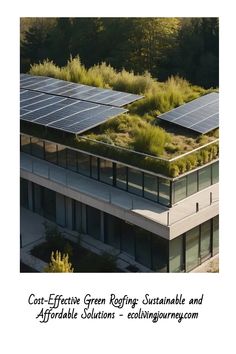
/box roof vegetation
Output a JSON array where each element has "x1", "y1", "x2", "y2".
[{"x1": 26, "y1": 57, "x2": 219, "y2": 177}]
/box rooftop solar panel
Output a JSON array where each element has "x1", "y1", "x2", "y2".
[
  {"x1": 157, "y1": 92, "x2": 219, "y2": 134},
  {"x1": 20, "y1": 89, "x2": 127, "y2": 134},
  {"x1": 20, "y1": 74, "x2": 143, "y2": 107}
]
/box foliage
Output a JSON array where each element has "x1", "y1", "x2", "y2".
[
  {"x1": 79, "y1": 252, "x2": 117, "y2": 272},
  {"x1": 100, "y1": 114, "x2": 147, "y2": 133},
  {"x1": 44, "y1": 251, "x2": 74, "y2": 272},
  {"x1": 44, "y1": 222, "x2": 65, "y2": 251},
  {"x1": 32, "y1": 237, "x2": 118, "y2": 272},
  {"x1": 169, "y1": 165, "x2": 180, "y2": 178},
  {"x1": 132, "y1": 125, "x2": 171, "y2": 156},
  {"x1": 21, "y1": 118, "x2": 219, "y2": 178},
  {"x1": 30, "y1": 57, "x2": 209, "y2": 118},
  {"x1": 21, "y1": 17, "x2": 219, "y2": 88},
  {"x1": 196, "y1": 134, "x2": 209, "y2": 145}
]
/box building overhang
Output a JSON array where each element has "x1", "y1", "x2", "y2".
[{"x1": 20, "y1": 153, "x2": 219, "y2": 240}]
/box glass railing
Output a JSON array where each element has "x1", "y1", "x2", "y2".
[{"x1": 20, "y1": 133, "x2": 219, "y2": 207}]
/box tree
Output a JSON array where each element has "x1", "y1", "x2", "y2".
[
  {"x1": 176, "y1": 18, "x2": 219, "y2": 87},
  {"x1": 20, "y1": 17, "x2": 218, "y2": 88},
  {"x1": 20, "y1": 18, "x2": 55, "y2": 72},
  {"x1": 44, "y1": 251, "x2": 74, "y2": 273}
]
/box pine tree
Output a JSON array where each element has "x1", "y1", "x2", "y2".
[{"x1": 44, "y1": 251, "x2": 74, "y2": 273}]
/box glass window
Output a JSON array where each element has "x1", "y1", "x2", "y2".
[
  {"x1": 45, "y1": 141, "x2": 58, "y2": 164},
  {"x1": 128, "y1": 168, "x2": 143, "y2": 196},
  {"x1": 187, "y1": 171, "x2": 198, "y2": 196},
  {"x1": 100, "y1": 159, "x2": 113, "y2": 185},
  {"x1": 152, "y1": 235, "x2": 168, "y2": 272},
  {"x1": 56, "y1": 193, "x2": 66, "y2": 227},
  {"x1": 135, "y1": 229, "x2": 152, "y2": 268},
  {"x1": 67, "y1": 149, "x2": 77, "y2": 172},
  {"x1": 77, "y1": 151, "x2": 90, "y2": 176},
  {"x1": 169, "y1": 236, "x2": 184, "y2": 272},
  {"x1": 42, "y1": 187, "x2": 56, "y2": 221},
  {"x1": 116, "y1": 164, "x2": 127, "y2": 190},
  {"x1": 212, "y1": 161, "x2": 219, "y2": 184},
  {"x1": 57, "y1": 145, "x2": 67, "y2": 168},
  {"x1": 159, "y1": 178, "x2": 170, "y2": 206},
  {"x1": 121, "y1": 222, "x2": 135, "y2": 257},
  {"x1": 212, "y1": 215, "x2": 219, "y2": 256},
  {"x1": 73, "y1": 201, "x2": 82, "y2": 232},
  {"x1": 20, "y1": 178, "x2": 28, "y2": 208},
  {"x1": 21, "y1": 135, "x2": 31, "y2": 154},
  {"x1": 186, "y1": 226, "x2": 200, "y2": 272},
  {"x1": 200, "y1": 220, "x2": 211, "y2": 261},
  {"x1": 173, "y1": 176, "x2": 187, "y2": 203},
  {"x1": 199, "y1": 165, "x2": 211, "y2": 191},
  {"x1": 91, "y1": 156, "x2": 98, "y2": 179},
  {"x1": 87, "y1": 206, "x2": 101, "y2": 240},
  {"x1": 33, "y1": 183, "x2": 43, "y2": 215},
  {"x1": 104, "y1": 214, "x2": 121, "y2": 249},
  {"x1": 144, "y1": 173, "x2": 157, "y2": 201},
  {"x1": 31, "y1": 137, "x2": 44, "y2": 159}
]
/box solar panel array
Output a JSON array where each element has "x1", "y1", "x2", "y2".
[
  {"x1": 20, "y1": 88, "x2": 127, "y2": 134},
  {"x1": 20, "y1": 74, "x2": 142, "y2": 107},
  {"x1": 20, "y1": 74, "x2": 144, "y2": 134},
  {"x1": 157, "y1": 92, "x2": 219, "y2": 134}
]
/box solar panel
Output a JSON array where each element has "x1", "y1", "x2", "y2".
[
  {"x1": 157, "y1": 92, "x2": 219, "y2": 134},
  {"x1": 20, "y1": 89, "x2": 127, "y2": 134},
  {"x1": 20, "y1": 74, "x2": 143, "y2": 107}
]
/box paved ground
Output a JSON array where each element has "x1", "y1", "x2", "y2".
[
  {"x1": 20, "y1": 208, "x2": 219, "y2": 273},
  {"x1": 20, "y1": 207, "x2": 151, "y2": 272},
  {"x1": 191, "y1": 254, "x2": 219, "y2": 273}
]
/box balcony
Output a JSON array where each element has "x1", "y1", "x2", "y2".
[{"x1": 21, "y1": 152, "x2": 219, "y2": 239}]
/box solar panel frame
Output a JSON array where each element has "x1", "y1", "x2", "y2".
[
  {"x1": 20, "y1": 74, "x2": 143, "y2": 107},
  {"x1": 20, "y1": 88, "x2": 127, "y2": 134},
  {"x1": 157, "y1": 92, "x2": 219, "y2": 134}
]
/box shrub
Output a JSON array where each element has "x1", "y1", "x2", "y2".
[
  {"x1": 101, "y1": 114, "x2": 146, "y2": 134},
  {"x1": 197, "y1": 153, "x2": 204, "y2": 166},
  {"x1": 169, "y1": 164, "x2": 180, "y2": 177},
  {"x1": 201, "y1": 150, "x2": 209, "y2": 164},
  {"x1": 44, "y1": 251, "x2": 74, "y2": 273},
  {"x1": 187, "y1": 154, "x2": 198, "y2": 168},
  {"x1": 212, "y1": 145, "x2": 218, "y2": 159},
  {"x1": 95, "y1": 134, "x2": 114, "y2": 145},
  {"x1": 87, "y1": 62, "x2": 116, "y2": 88},
  {"x1": 94, "y1": 252, "x2": 117, "y2": 272},
  {"x1": 30, "y1": 57, "x2": 207, "y2": 117},
  {"x1": 29, "y1": 59, "x2": 61, "y2": 78},
  {"x1": 176, "y1": 159, "x2": 187, "y2": 174},
  {"x1": 185, "y1": 159, "x2": 192, "y2": 171},
  {"x1": 44, "y1": 222, "x2": 65, "y2": 251},
  {"x1": 196, "y1": 134, "x2": 209, "y2": 145},
  {"x1": 165, "y1": 143, "x2": 180, "y2": 154},
  {"x1": 64, "y1": 242, "x2": 73, "y2": 258},
  {"x1": 133, "y1": 125, "x2": 171, "y2": 156}
]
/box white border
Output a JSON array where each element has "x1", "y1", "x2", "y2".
[{"x1": 1, "y1": 2, "x2": 235, "y2": 353}]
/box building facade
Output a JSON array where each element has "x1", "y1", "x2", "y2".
[
  {"x1": 20, "y1": 133, "x2": 219, "y2": 272},
  {"x1": 20, "y1": 74, "x2": 219, "y2": 272}
]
